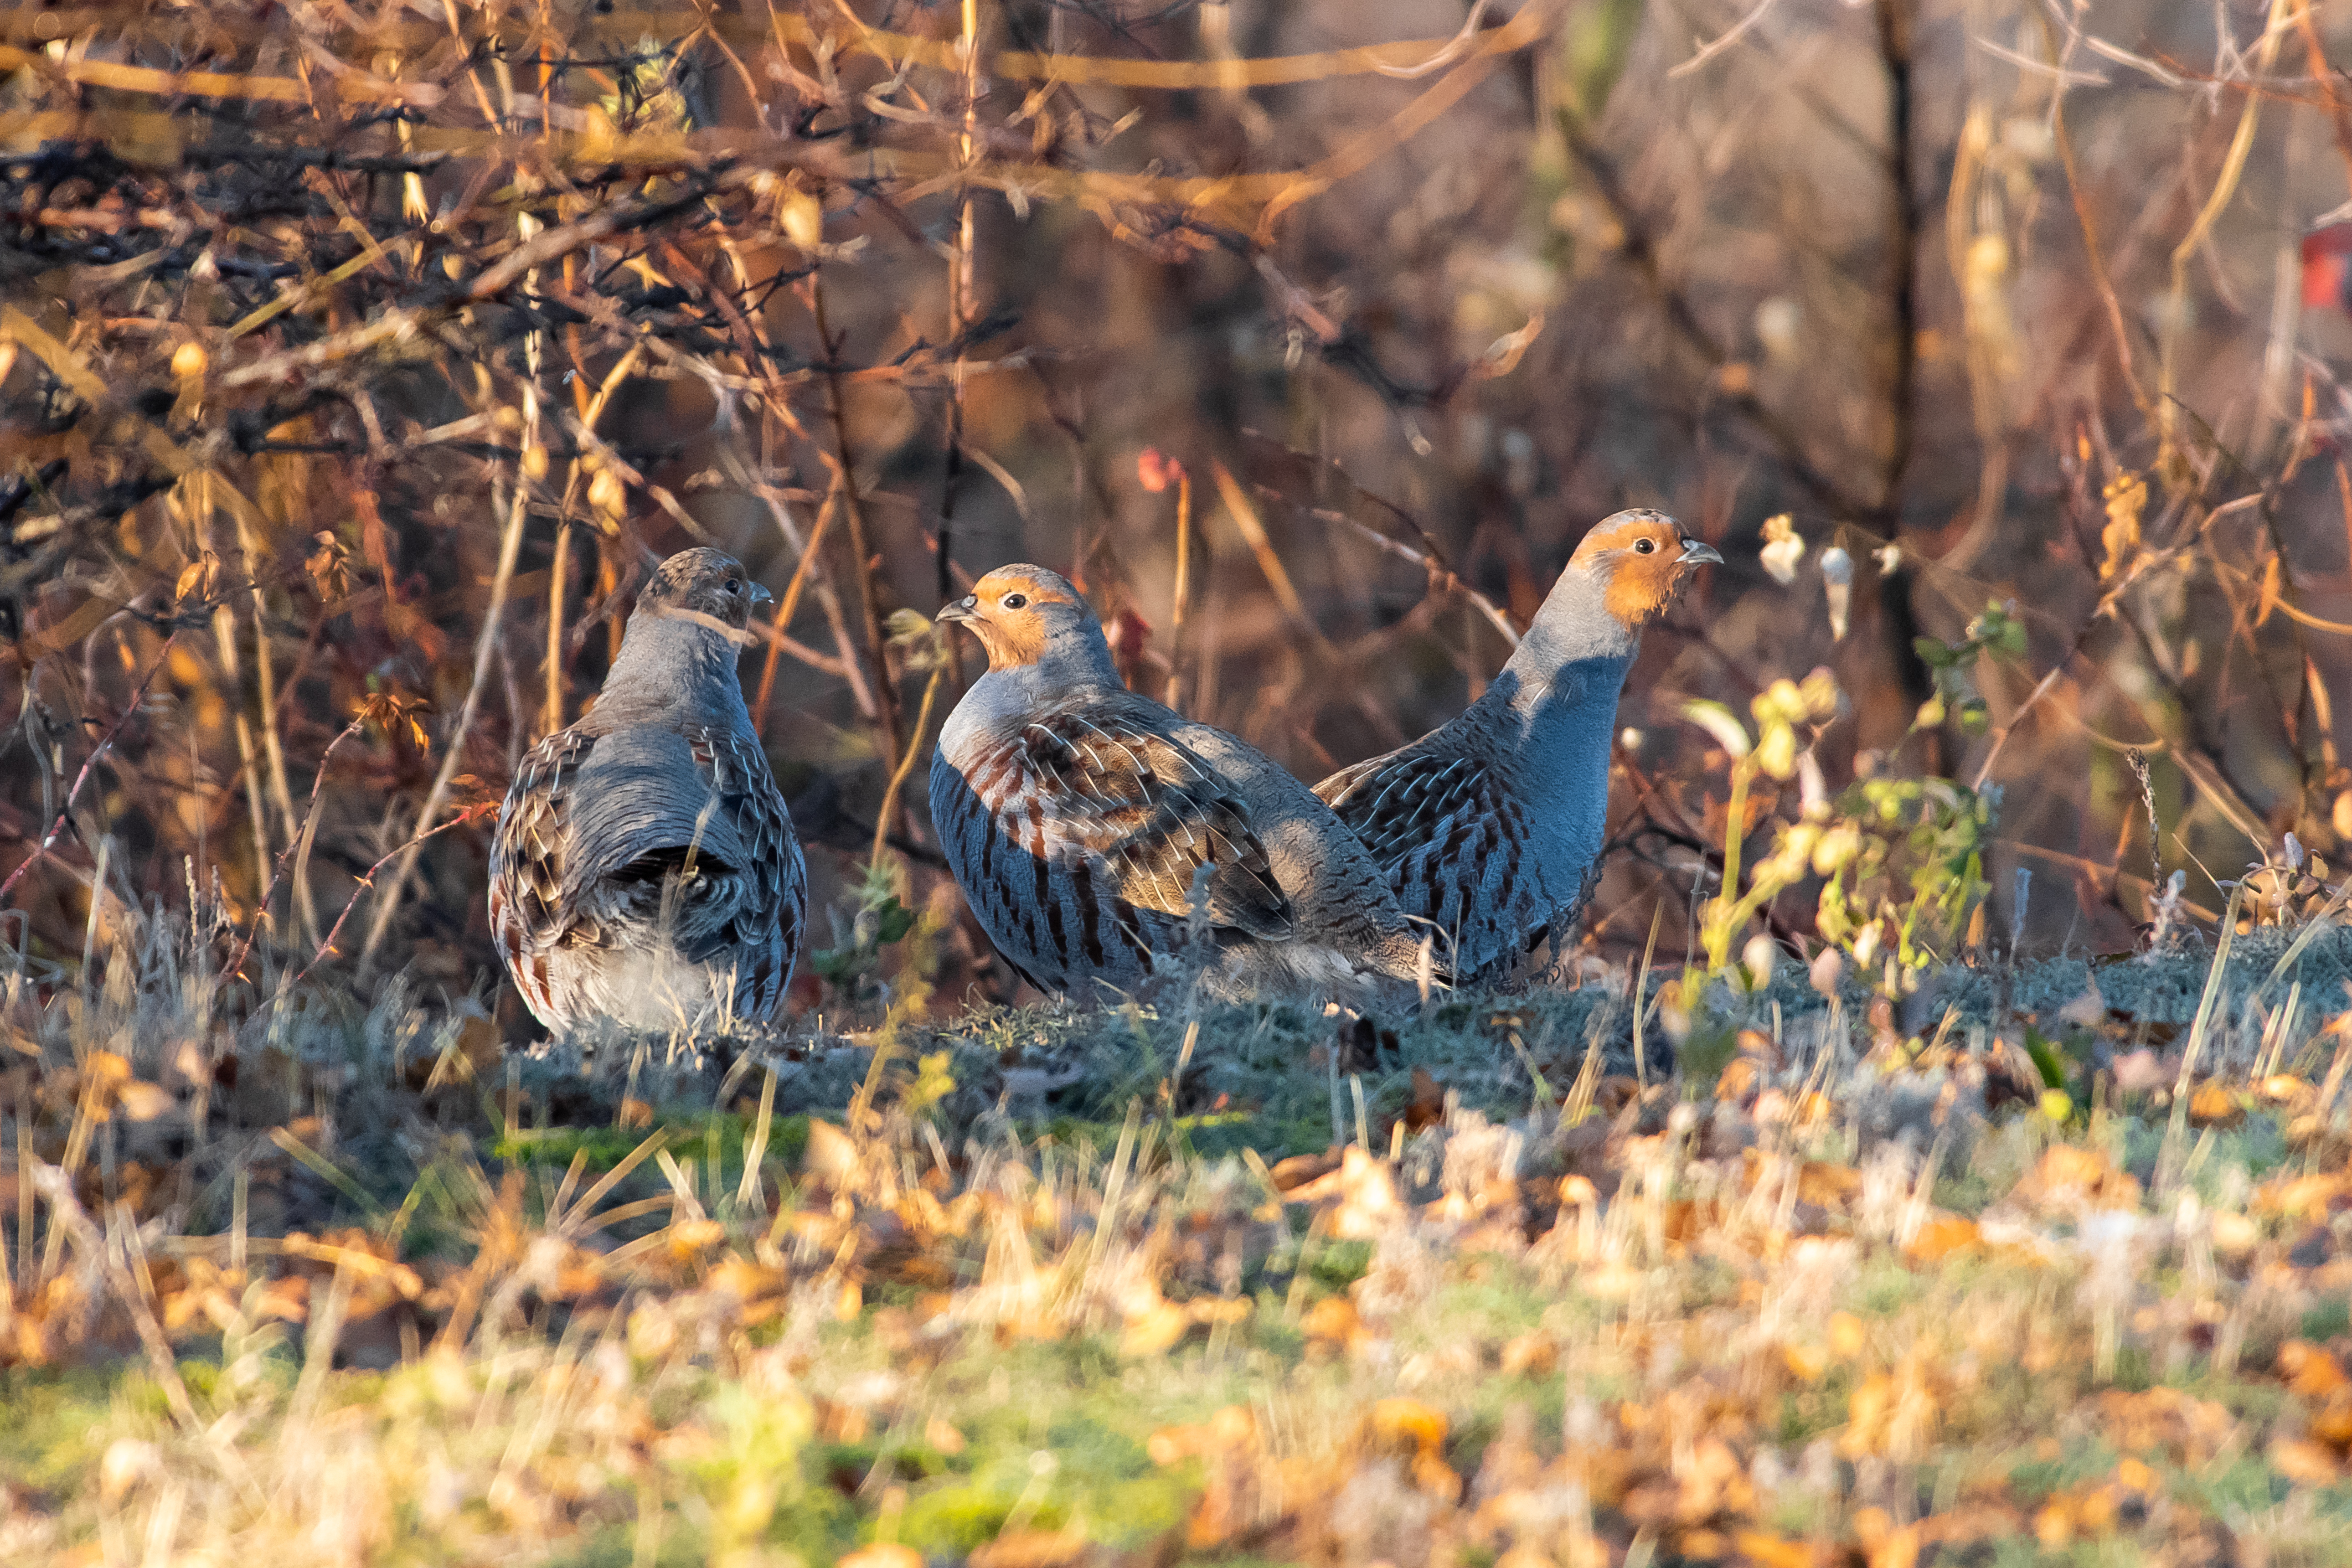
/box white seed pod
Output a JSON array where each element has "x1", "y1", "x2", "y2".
[
  {"x1": 1754, "y1": 296, "x2": 1802, "y2": 364},
  {"x1": 1798, "y1": 748, "x2": 1829, "y2": 819},
  {"x1": 1760, "y1": 514, "x2": 1805, "y2": 585},
  {"x1": 1820, "y1": 545, "x2": 1853, "y2": 641},
  {"x1": 1809, "y1": 945, "x2": 1846, "y2": 999}
]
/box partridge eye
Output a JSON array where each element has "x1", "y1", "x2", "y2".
[
  {"x1": 1634, "y1": 538, "x2": 1656, "y2": 555},
  {"x1": 1002, "y1": 592, "x2": 1029, "y2": 610}
]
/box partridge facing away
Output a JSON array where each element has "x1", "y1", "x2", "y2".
[
  {"x1": 1315, "y1": 511, "x2": 1719, "y2": 983},
  {"x1": 490, "y1": 547, "x2": 806, "y2": 1033},
  {"x1": 930, "y1": 565, "x2": 1427, "y2": 1002}
]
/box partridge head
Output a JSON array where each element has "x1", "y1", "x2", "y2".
[
  {"x1": 934, "y1": 564, "x2": 1114, "y2": 679},
  {"x1": 1563, "y1": 509, "x2": 1723, "y2": 639}
]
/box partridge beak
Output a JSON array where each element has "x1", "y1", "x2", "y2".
[
  {"x1": 748, "y1": 581, "x2": 774, "y2": 609},
  {"x1": 1679, "y1": 539, "x2": 1724, "y2": 566},
  {"x1": 936, "y1": 594, "x2": 979, "y2": 625}
]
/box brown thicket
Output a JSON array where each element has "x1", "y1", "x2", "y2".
[{"x1": 6, "y1": 0, "x2": 2352, "y2": 1022}]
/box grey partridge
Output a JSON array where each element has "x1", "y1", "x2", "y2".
[
  {"x1": 929, "y1": 564, "x2": 1425, "y2": 1002},
  {"x1": 490, "y1": 547, "x2": 805, "y2": 1032},
  {"x1": 1315, "y1": 511, "x2": 1718, "y2": 982}
]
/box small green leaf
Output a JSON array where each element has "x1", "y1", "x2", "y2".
[{"x1": 2021, "y1": 1026, "x2": 2069, "y2": 1089}]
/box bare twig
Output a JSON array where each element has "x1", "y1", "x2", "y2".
[
  {"x1": 358, "y1": 396, "x2": 537, "y2": 972},
  {"x1": 0, "y1": 633, "x2": 176, "y2": 908},
  {"x1": 223, "y1": 713, "x2": 368, "y2": 985},
  {"x1": 812, "y1": 279, "x2": 908, "y2": 825}
]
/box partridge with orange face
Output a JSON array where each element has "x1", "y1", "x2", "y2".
[
  {"x1": 930, "y1": 565, "x2": 1427, "y2": 1001},
  {"x1": 490, "y1": 548, "x2": 805, "y2": 1033},
  {"x1": 1315, "y1": 511, "x2": 1718, "y2": 982}
]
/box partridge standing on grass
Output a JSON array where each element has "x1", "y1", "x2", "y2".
[
  {"x1": 490, "y1": 547, "x2": 805, "y2": 1033},
  {"x1": 1315, "y1": 511, "x2": 1719, "y2": 983},
  {"x1": 930, "y1": 564, "x2": 1428, "y2": 1001}
]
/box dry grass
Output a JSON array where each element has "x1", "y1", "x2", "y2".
[{"x1": 4, "y1": 895, "x2": 2352, "y2": 1564}]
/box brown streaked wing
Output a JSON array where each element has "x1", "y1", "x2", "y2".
[
  {"x1": 1018, "y1": 709, "x2": 1294, "y2": 939},
  {"x1": 491, "y1": 731, "x2": 595, "y2": 945},
  {"x1": 490, "y1": 729, "x2": 598, "y2": 1025}
]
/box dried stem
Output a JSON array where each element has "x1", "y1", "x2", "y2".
[
  {"x1": 753, "y1": 480, "x2": 842, "y2": 737},
  {"x1": 543, "y1": 520, "x2": 571, "y2": 739},
  {"x1": 223, "y1": 713, "x2": 368, "y2": 986},
  {"x1": 1166, "y1": 468, "x2": 1192, "y2": 711},
  {"x1": 873, "y1": 660, "x2": 948, "y2": 874},
  {"x1": 1872, "y1": 0, "x2": 1916, "y2": 526},
  {"x1": 357, "y1": 393, "x2": 538, "y2": 972},
  {"x1": 0, "y1": 634, "x2": 177, "y2": 908},
  {"x1": 813, "y1": 279, "x2": 909, "y2": 825}
]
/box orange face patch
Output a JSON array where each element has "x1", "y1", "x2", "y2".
[
  {"x1": 1569, "y1": 512, "x2": 1706, "y2": 627},
  {"x1": 959, "y1": 567, "x2": 1084, "y2": 670}
]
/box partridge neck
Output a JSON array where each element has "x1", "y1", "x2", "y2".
[
  {"x1": 941, "y1": 638, "x2": 1122, "y2": 756},
  {"x1": 593, "y1": 614, "x2": 752, "y2": 731},
  {"x1": 1501, "y1": 570, "x2": 1637, "y2": 705}
]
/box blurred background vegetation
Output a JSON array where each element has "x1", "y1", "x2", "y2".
[{"x1": 5, "y1": 0, "x2": 2351, "y2": 1025}]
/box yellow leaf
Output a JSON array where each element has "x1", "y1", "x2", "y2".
[
  {"x1": 838, "y1": 1547, "x2": 923, "y2": 1568},
  {"x1": 1119, "y1": 1301, "x2": 1190, "y2": 1357},
  {"x1": 1369, "y1": 1397, "x2": 1447, "y2": 1456},
  {"x1": 2279, "y1": 1340, "x2": 2348, "y2": 1398},
  {"x1": 2187, "y1": 1082, "x2": 2242, "y2": 1128},
  {"x1": 2099, "y1": 473, "x2": 2145, "y2": 582},
  {"x1": 1904, "y1": 1212, "x2": 1980, "y2": 1263},
  {"x1": 778, "y1": 190, "x2": 825, "y2": 250},
  {"x1": 1783, "y1": 1343, "x2": 1829, "y2": 1382},
  {"x1": 114, "y1": 1081, "x2": 173, "y2": 1121},
  {"x1": 1734, "y1": 1531, "x2": 1819, "y2": 1568},
  {"x1": 804, "y1": 1118, "x2": 856, "y2": 1180},
  {"x1": 1300, "y1": 1295, "x2": 1359, "y2": 1344},
  {"x1": 2269, "y1": 1437, "x2": 2341, "y2": 1486},
  {"x1": 666, "y1": 1219, "x2": 727, "y2": 1259}
]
